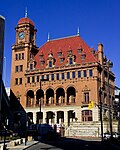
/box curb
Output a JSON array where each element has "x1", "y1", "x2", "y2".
[{"x1": 23, "y1": 141, "x2": 39, "y2": 149}]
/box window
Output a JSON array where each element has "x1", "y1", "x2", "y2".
[
  {"x1": 15, "y1": 66, "x2": 18, "y2": 72},
  {"x1": 72, "y1": 72, "x2": 75, "y2": 78},
  {"x1": 82, "y1": 110, "x2": 92, "y2": 121},
  {"x1": 49, "y1": 61, "x2": 52, "y2": 67},
  {"x1": 32, "y1": 76, "x2": 35, "y2": 83},
  {"x1": 67, "y1": 72, "x2": 70, "y2": 79},
  {"x1": 42, "y1": 75, "x2": 44, "y2": 80},
  {"x1": 78, "y1": 48, "x2": 82, "y2": 54},
  {"x1": 60, "y1": 58, "x2": 64, "y2": 63},
  {"x1": 19, "y1": 78, "x2": 22, "y2": 84},
  {"x1": 40, "y1": 61, "x2": 45, "y2": 66},
  {"x1": 22, "y1": 53, "x2": 24, "y2": 59},
  {"x1": 62, "y1": 73, "x2": 64, "y2": 80},
  {"x1": 15, "y1": 54, "x2": 18, "y2": 60},
  {"x1": 27, "y1": 77, "x2": 30, "y2": 83},
  {"x1": 19, "y1": 53, "x2": 21, "y2": 60},
  {"x1": 46, "y1": 74, "x2": 49, "y2": 80},
  {"x1": 89, "y1": 70, "x2": 93, "y2": 77},
  {"x1": 20, "y1": 65, "x2": 23, "y2": 72},
  {"x1": 69, "y1": 58, "x2": 73, "y2": 65},
  {"x1": 30, "y1": 64, "x2": 33, "y2": 70},
  {"x1": 15, "y1": 78, "x2": 18, "y2": 85},
  {"x1": 84, "y1": 92, "x2": 89, "y2": 103},
  {"x1": 78, "y1": 71, "x2": 81, "y2": 78},
  {"x1": 37, "y1": 76, "x2": 39, "y2": 82},
  {"x1": 81, "y1": 54, "x2": 86, "y2": 60},
  {"x1": 58, "y1": 52, "x2": 62, "y2": 57},
  {"x1": 56, "y1": 73, "x2": 59, "y2": 80},
  {"x1": 51, "y1": 74, "x2": 54, "y2": 80},
  {"x1": 83, "y1": 70, "x2": 87, "y2": 77}
]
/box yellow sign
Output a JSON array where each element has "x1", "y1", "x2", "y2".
[{"x1": 88, "y1": 101, "x2": 94, "y2": 109}]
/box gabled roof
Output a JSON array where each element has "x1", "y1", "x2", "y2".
[{"x1": 34, "y1": 35, "x2": 97, "y2": 69}]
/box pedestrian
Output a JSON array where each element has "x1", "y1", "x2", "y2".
[{"x1": 25, "y1": 136, "x2": 28, "y2": 146}]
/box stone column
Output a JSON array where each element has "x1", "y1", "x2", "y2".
[
  {"x1": 64, "y1": 110, "x2": 68, "y2": 126},
  {"x1": 54, "y1": 111, "x2": 57, "y2": 124},
  {"x1": 43, "y1": 111, "x2": 46, "y2": 123},
  {"x1": 54, "y1": 92, "x2": 56, "y2": 105},
  {"x1": 33, "y1": 112, "x2": 36, "y2": 124},
  {"x1": 34, "y1": 94, "x2": 36, "y2": 107}
]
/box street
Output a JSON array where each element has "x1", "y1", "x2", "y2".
[{"x1": 26, "y1": 137, "x2": 120, "y2": 150}]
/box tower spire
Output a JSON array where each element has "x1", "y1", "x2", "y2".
[
  {"x1": 47, "y1": 33, "x2": 50, "y2": 41},
  {"x1": 77, "y1": 27, "x2": 80, "y2": 36},
  {"x1": 25, "y1": 7, "x2": 28, "y2": 18}
]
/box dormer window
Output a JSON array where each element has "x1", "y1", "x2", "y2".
[
  {"x1": 81, "y1": 54, "x2": 86, "y2": 60},
  {"x1": 60, "y1": 58, "x2": 64, "y2": 63},
  {"x1": 39, "y1": 55, "x2": 43, "y2": 59},
  {"x1": 40, "y1": 60, "x2": 45, "y2": 66},
  {"x1": 78, "y1": 48, "x2": 82, "y2": 54},
  {"x1": 67, "y1": 49, "x2": 72, "y2": 55},
  {"x1": 49, "y1": 61, "x2": 52, "y2": 67},
  {"x1": 47, "y1": 51, "x2": 55, "y2": 68},
  {"x1": 69, "y1": 57, "x2": 73, "y2": 65},
  {"x1": 30, "y1": 64, "x2": 33, "y2": 70},
  {"x1": 58, "y1": 52, "x2": 62, "y2": 57}
]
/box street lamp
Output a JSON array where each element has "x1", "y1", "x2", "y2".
[
  {"x1": 104, "y1": 59, "x2": 113, "y2": 138},
  {"x1": 99, "y1": 87, "x2": 104, "y2": 141},
  {"x1": 39, "y1": 79, "x2": 49, "y2": 124}
]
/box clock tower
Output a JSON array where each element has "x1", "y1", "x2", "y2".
[{"x1": 10, "y1": 15, "x2": 38, "y2": 107}]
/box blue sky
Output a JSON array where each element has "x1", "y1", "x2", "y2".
[{"x1": 0, "y1": 0, "x2": 120, "y2": 87}]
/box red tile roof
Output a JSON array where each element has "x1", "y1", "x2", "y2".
[
  {"x1": 18, "y1": 17, "x2": 34, "y2": 26},
  {"x1": 34, "y1": 35, "x2": 97, "y2": 69}
]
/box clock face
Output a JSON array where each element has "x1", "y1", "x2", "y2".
[{"x1": 18, "y1": 32, "x2": 25, "y2": 39}]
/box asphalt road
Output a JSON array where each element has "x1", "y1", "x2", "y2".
[{"x1": 26, "y1": 137, "x2": 120, "y2": 150}]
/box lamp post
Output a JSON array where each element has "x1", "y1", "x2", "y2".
[
  {"x1": 104, "y1": 60, "x2": 113, "y2": 138},
  {"x1": 99, "y1": 87, "x2": 104, "y2": 141},
  {"x1": 39, "y1": 79, "x2": 49, "y2": 124}
]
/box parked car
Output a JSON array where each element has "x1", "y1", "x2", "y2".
[
  {"x1": 103, "y1": 132, "x2": 111, "y2": 139},
  {"x1": 28, "y1": 123, "x2": 59, "y2": 140},
  {"x1": 112, "y1": 132, "x2": 120, "y2": 138}
]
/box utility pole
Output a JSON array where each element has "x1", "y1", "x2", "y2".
[{"x1": 99, "y1": 87, "x2": 103, "y2": 141}]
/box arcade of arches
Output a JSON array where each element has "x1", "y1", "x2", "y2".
[{"x1": 26, "y1": 86, "x2": 93, "y2": 125}]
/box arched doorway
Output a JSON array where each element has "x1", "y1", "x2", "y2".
[
  {"x1": 57, "y1": 111, "x2": 64, "y2": 124},
  {"x1": 26, "y1": 90, "x2": 34, "y2": 107},
  {"x1": 36, "y1": 89, "x2": 44, "y2": 107},
  {"x1": 68, "y1": 110, "x2": 75, "y2": 126},
  {"x1": 46, "y1": 88, "x2": 54, "y2": 105},
  {"x1": 67, "y1": 87, "x2": 76, "y2": 104},
  {"x1": 56, "y1": 88, "x2": 65, "y2": 104},
  {"x1": 36, "y1": 112, "x2": 43, "y2": 124},
  {"x1": 46, "y1": 111, "x2": 55, "y2": 124}
]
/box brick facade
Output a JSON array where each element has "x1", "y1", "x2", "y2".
[{"x1": 10, "y1": 16, "x2": 115, "y2": 128}]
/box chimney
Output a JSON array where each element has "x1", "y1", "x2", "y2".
[{"x1": 98, "y1": 43, "x2": 103, "y2": 65}]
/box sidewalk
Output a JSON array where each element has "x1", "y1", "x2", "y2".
[{"x1": 7, "y1": 140, "x2": 39, "y2": 150}]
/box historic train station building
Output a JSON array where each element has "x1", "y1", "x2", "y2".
[{"x1": 10, "y1": 15, "x2": 115, "y2": 132}]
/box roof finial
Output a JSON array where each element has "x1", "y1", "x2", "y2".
[
  {"x1": 47, "y1": 33, "x2": 50, "y2": 41},
  {"x1": 77, "y1": 27, "x2": 80, "y2": 36},
  {"x1": 25, "y1": 7, "x2": 28, "y2": 18}
]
